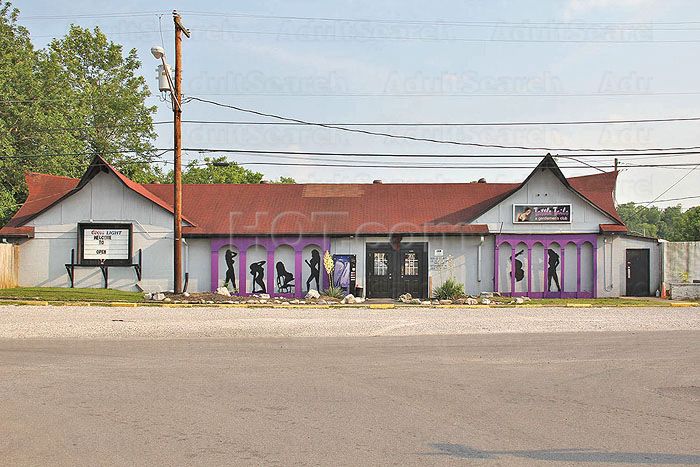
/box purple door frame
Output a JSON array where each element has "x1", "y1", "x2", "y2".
[
  {"x1": 494, "y1": 234, "x2": 597, "y2": 298},
  {"x1": 210, "y1": 237, "x2": 331, "y2": 297}
]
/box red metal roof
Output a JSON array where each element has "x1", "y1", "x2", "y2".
[
  {"x1": 2, "y1": 156, "x2": 193, "y2": 228},
  {"x1": 2, "y1": 156, "x2": 624, "y2": 236},
  {"x1": 599, "y1": 223, "x2": 628, "y2": 233},
  {"x1": 0, "y1": 226, "x2": 34, "y2": 238}
]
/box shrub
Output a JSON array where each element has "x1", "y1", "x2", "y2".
[
  {"x1": 323, "y1": 285, "x2": 344, "y2": 299},
  {"x1": 433, "y1": 278, "x2": 464, "y2": 300}
]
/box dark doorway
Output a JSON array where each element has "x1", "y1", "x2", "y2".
[
  {"x1": 626, "y1": 249, "x2": 650, "y2": 296},
  {"x1": 366, "y1": 243, "x2": 428, "y2": 299}
]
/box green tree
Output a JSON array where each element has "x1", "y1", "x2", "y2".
[
  {"x1": 178, "y1": 157, "x2": 264, "y2": 184},
  {"x1": 618, "y1": 202, "x2": 699, "y2": 241},
  {"x1": 659, "y1": 205, "x2": 683, "y2": 240},
  {"x1": 675, "y1": 207, "x2": 700, "y2": 241},
  {"x1": 167, "y1": 156, "x2": 295, "y2": 184},
  {"x1": 616, "y1": 203, "x2": 659, "y2": 237},
  {"x1": 0, "y1": 2, "x2": 162, "y2": 224},
  {"x1": 39, "y1": 24, "x2": 160, "y2": 182}
]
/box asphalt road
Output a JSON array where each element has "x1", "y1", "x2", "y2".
[{"x1": 1, "y1": 331, "x2": 698, "y2": 466}]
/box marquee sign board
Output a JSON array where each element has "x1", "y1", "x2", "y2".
[
  {"x1": 78, "y1": 223, "x2": 133, "y2": 265},
  {"x1": 513, "y1": 204, "x2": 571, "y2": 224}
]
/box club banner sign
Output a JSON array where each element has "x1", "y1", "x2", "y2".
[
  {"x1": 78, "y1": 223, "x2": 133, "y2": 265},
  {"x1": 513, "y1": 204, "x2": 571, "y2": 223}
]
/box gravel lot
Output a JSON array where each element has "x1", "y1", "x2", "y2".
[{"x1": 0, "y1": 305, "x2": 698, "y2": 339}]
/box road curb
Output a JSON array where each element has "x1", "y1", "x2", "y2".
[{"x1": 0, "y1": 299, "x2": 697, "y2": 308}]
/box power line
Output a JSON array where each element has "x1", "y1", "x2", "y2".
[
  {"x1": 184, "y1": 91, "x2": 700, "y2": 97},
  {"x1": 188, "y1": 27, "x2": 700, "y2": 43},
  {"x1": 171, "y1": 115, "x2": 700, "y2": 126},
  {"x1": 197, "y1": 160, "x2": 698, "y2": 170},
  {"x1": 17, "y1": 112, "x2": 700, "y2": 134},
  {"x1": 0, "y1": 149, "x2": 169, "y2": 160},
  {"x1": 4, "y1": 147, "x2": 700, "y2": 161},
  {"x1": 644, "y1": 163, "x2": 700, "y2": 206},
  {"x1": 182, "y1": 147, "x2": 700, "y2": 159},
  {"x1": 180, "y1": 11, "x2": 700, "y2": 29},
  {"x1": 187, "y1": 96, "x2": 700, "y2": 153},
  {"x1": 20, "y1": 12, "x2": 165, "y2": 20},
  {"x1": 18, "y1": 10, "x2": 700, "y2": 29},
  {"x1": 640, "y1": 194, "x2": 700, "y2": 204}
]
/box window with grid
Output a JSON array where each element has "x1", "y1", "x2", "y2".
[
  {"x1": 403, "y1": 252, "x2": 418, "y2": 276},
  {"x1": 373, "y1": 252, "x2": 388, "y2": 276}
]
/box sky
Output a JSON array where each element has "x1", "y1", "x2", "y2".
[{"x1": 12, "y1": 0, "x2": 700, "y2": 208}]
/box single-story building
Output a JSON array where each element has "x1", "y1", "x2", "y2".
[{"x1": 0, "y1": 154, "x2": 660, "y2": 298}]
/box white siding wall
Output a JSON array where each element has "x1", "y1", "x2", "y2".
[
  {"x1": 597, "y1": 235, "x2": 660, "y2": 297},
  {"x1": 19, "y1": 172, "x2": 177, "y2": 292},
  {"x1": 185, "y1": 238, "x2": 211, "y2": 292},
  {"x1": 474, "y1": 169, "x2": 614, "y2": 233}
]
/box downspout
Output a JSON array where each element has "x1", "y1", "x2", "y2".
[
  {"x1": 182, "y1": 238, "x2": 190, "y2": 293},
  {"x1": 603, "y1": 236, "x2": 614, "y2": 292},
  {"x1": 477, "y1": 235, "x2": 484, "y2": 293}
]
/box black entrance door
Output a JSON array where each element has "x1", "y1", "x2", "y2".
[
  {"x1": 366, "y1": 243, "x2": 428, "y2": 299},
  {"x1": 626, "y1": 249, "x2": 650, "y2": 296}
]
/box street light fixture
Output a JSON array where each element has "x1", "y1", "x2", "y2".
[{"x1": 150, "y1": 46, "x2": 165, "y2": 60}]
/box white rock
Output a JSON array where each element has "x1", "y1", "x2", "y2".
[
  {"x1": 355, "y1": 297, "x2": 365, "y2": 303},
  {"x1": 515, "y1": 297, "x2": 525, "y2": 304},
  {"x1": 439, "y1": 299, "x2": 452, "y2": 305},
  {"x1": 215, "y1": 287, "x2": 231, "y2": 297},
  {"x1": 305, "y1": 289, "x2": 320, "y2": 299},
  {"x1": 290, "y1": 299, "x2": 300, "y2": 304},
  {"x1": 466, "y1": 298, "x2": 478, "y2": 305},
  {"x1": 151, "y1": 292, "x2": 165, "y2": 301},
  {"x1": 258, "y1": 293, "x2": 271, "y2": 299},
  {"x1": 182, "y1": 292, "x2": 190, "y2": 297},
  {"x1": 410, "y1": 298, "x2": 422, "y2": 305},
  {"x1": 163, "y1": 297, "x2": 171, "y2": 303},
  {"x1": 421, "y1": 301, "x2": 432, "y2": 306},
  {"x1": 481, "y1": 298, "x2": 491, "y2": 305},
  {"x1": 341, "y1": 294, "x2": 356, "y2": 304},
  {"x1": 259, "y1": 299, "x2": 268, "y2": 304}
]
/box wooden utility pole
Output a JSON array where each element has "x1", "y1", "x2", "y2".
[{"x1": 173, "y1": 11, "x2": 190, "y2": 294}]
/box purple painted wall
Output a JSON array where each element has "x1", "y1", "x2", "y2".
[
  {"x1": 495, "y1": 234, "x2": 597, "y2": 298},
  {"x1": 211, "y1": 237, "x2": 331, "y2": 297}
]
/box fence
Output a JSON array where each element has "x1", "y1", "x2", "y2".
[
  {"x1": 0, "y1": 243, "x2": 19, "y2": 288},
  {"x1": 661, "y1": 241, "x2": 700, "y2": 284}
]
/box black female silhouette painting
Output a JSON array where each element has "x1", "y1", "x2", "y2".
[
  {"x1": 276, "y1": 261, "x2": 294, "y2": 293},
  {"x1": 223, "y1": 249, "x2": 237, "y2": 291},
  {"x1": 250, "y1": 260, "x2": 266, "y2": 293},
  {"x1": 305, "y1": 249, "x2": 320, "y2": 292},
  {"x1": 547, "y1": 249, "x2": 561, "y2": 292},
  {"x1": 509, "y1": 250, "x2": 525, "y2": 282}
]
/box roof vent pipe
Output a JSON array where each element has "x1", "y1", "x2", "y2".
[
  {"x1": 373, "y1": 179, "x2": 383, "y2": 184},
  {"x1": 477, "y1": 178, "x2": 486, "y2": 183}
]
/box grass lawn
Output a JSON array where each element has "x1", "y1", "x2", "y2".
[{"x1": 0, "y1": 287, "x2": 144, "y2": 302}]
